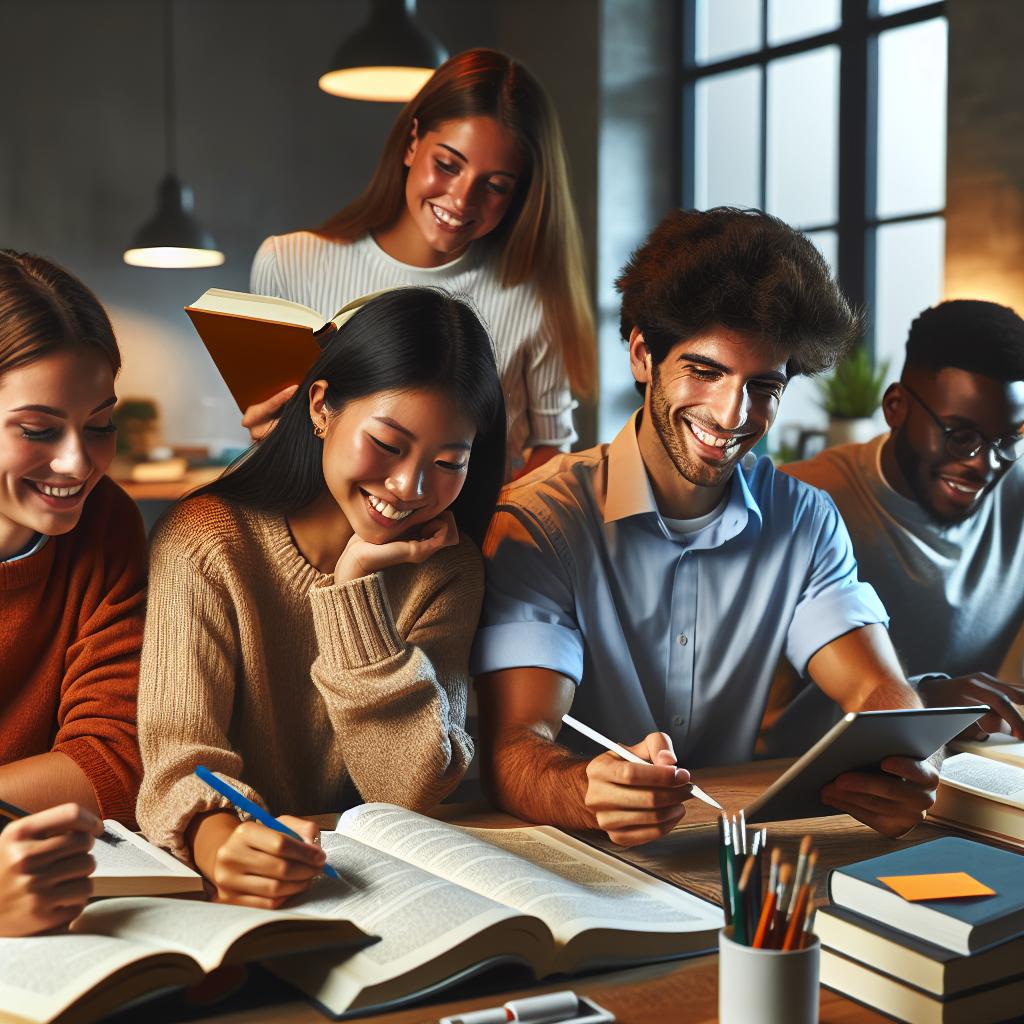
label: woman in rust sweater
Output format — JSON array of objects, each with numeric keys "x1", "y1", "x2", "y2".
[{"x1": 0, "y1": 250, "x2": 145, "y2": 842}]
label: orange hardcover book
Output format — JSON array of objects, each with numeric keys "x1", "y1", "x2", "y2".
[{"x1": 185, "y1": 289, "x2": 347, "y2": 413}]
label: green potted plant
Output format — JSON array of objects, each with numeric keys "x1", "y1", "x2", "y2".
[{"x1": 817, "y1": 346, "x2": 889, "y2": 447}]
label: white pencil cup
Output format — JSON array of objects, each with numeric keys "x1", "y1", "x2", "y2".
[{"x1": 718, "y1": 926, "x2": 820, "y2": 1024}]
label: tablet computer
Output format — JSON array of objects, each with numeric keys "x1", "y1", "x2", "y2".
[{"x1": 744, "y1": 705, "x2": 987, "y2": 823}]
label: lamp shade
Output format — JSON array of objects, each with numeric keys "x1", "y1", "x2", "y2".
[
  {"x1": 124, "y1": 174, "x2": 224, "y2": 269},
  {"x1": 319, "y1": 0, "x2": 447, "y2": 102}
]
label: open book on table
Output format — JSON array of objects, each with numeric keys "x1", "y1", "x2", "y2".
[
  {"x1": 185, "y1": 288, "x2": 377, "y2": 413},
  {"x1": 268, "y1": 803, "x2": 724, "y2": 1019},
  {"x1": 0, "y1": 897, "x2": 370, "y2": 1024},
  {"x1": 930, "y1": 751, "x2": 1024, "y2": 847},
  {"x1": 93, "y1": 820, "x2": 202, "y2": 897}
]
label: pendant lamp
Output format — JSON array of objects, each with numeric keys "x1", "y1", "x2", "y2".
[
  {"x1": 319, "y1": 0, "x2": 447, "y2": 103},
  {"x1": 124, "y1": 0, "x2": 224, "y2": 269}
]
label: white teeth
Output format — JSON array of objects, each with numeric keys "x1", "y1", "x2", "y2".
[
  {"x1": 944, "y1": 479, "x2": 980, "y2": 494},
  {"x1": 688, "y1": 421, "x2": 735, "y2": 449},
  {"x1": 366, "y1": 493, "x2": 413, "y2": 521},
  {"x1": 36, "y1": 482, "x2": 84, "y2": 498},
  {"x1": 431, "y1": 204, "x2": 466, "y2": 227}
]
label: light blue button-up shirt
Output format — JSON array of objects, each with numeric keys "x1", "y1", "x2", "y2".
[{"x1": 471, "y1": 413, "x2": 888, "y2": 765}]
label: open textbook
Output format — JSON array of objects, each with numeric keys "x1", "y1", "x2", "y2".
[
  {"x1": 951, "y1": 732, "x2": 1024, "y2": 770},
  {"x1": 93, "y1": 821, "x2": 202, "y2": 897},
  {"x1": 930, "y1": 752, "x2": 1024, "y2": 847},
  {"x1": 268, "y1": 803, "x2": 724, "y2": 1018},
  {"x1": 0, "y1": 897, "x2": 370, "y2": 1024}
]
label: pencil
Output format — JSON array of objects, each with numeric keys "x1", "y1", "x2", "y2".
[
  {"x1": 782, "y1": 882, "x2": 811, "y2": 950},
  {"x1": 718, "y1": 813, "x2": 733, "y2": 926},
  {"x1": 799, "y1": 898, "x2": 816, "y2": 950},
  {"x1": 194, "y1": 766, "x2": 339, "y2": 879},
  {"x1": 751, "y1": 887, "x2": 777, "y2": 948},
  {"x1": 766, "y1": 846, "x2": 780, "y2": 898},
  {"x1": 736, "y1": 855, "x2": 756, "y2": 945},
  {"x1": 0, "y1": 796, "x2": 30, "y2": 823},
  {"x1": 788, "y1": 835, "x2": 812, "y2": 915},
  {"x1": 771, "y1": 863, "x2": 792, "y2": 949},
  {"x1": 558, "y1": 714, "x2": 723, "y2": 810}
]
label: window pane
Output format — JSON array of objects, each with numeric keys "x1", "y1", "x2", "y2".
[
  {"x1": 873, "y1": 218, "x2": 945, "y2": 375},
  {"x1": 694, "y1": 69, "x2": 762, "y2": 209},
  {"x1": 876, "y1": 19, "x2": 947, "y2": 218},
  {"x1": 875, "y1": 0, "x2": 934, "y2": 14},
  {"x1": 768, "y1": 0, "x2": 840, "y2": 46},
  {"x1": 804, "y1": 228, "x2": 838, "y2": 276},
  {"x1": 766, "y1": 46, "x2": 839, "y2": 228},
  {"x1": 695, "y1": 0, "x2": 762, "y2": 65}
]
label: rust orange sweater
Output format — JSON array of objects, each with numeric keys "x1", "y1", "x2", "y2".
[{"x1": 0, "y1": 476, "x2": 146, "y2": 824}]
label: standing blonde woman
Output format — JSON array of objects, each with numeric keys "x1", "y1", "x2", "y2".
[{"x1": 245, "y1": 48, "x2": 595, "y2": 477}]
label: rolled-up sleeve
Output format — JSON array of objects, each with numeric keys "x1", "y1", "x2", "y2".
[
  {"x1": 785, "y1": 493, "x2": 889, "y2": 675},
  {"x1": 470, "y1": 505, "x2": 584, "y2": 682}
]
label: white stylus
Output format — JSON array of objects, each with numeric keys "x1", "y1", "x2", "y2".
[{"x1": 561, "y1": 713, "x2": 723, "y2": 810}]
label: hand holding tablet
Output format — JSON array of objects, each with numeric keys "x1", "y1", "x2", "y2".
[{"x1": 744, "y1": 706, "x2": 988, "y2": 827}]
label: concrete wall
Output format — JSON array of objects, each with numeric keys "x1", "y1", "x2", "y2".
[
  {"x1": 0, "y1": 0, "x2": 600, "y2": 450},
  {"x1": 945, "y1": 0, "x2": 1024, "y2": 314}
]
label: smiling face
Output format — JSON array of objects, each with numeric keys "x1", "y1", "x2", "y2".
[
  {"x1": 396, "y1": 115, "x2": 524, "y2": 266},
  {"x1": 0, "y1": 348, "x2": 117, "y2": 557},
  {"x1": 881, "y1": 368, "x2": 1024, "y2": 524},
  {"x1": 631, "y1": 325, "x2": 788, "y2": 515},
  {"x1": 310, "y1": 385, "x2": 476, "y2": 545}
]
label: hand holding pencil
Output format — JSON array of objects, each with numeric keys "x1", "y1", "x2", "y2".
[
  {"x1": 0, "y1": 802, "x2": 102, "y2": 936},
  {"x1": 576, "y1": 728, "x2": 695, "y2": 848}
]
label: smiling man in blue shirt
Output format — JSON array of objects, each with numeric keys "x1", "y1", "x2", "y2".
[{"x1": 472, "y1": 207, "x2": 941, "y2": 847}]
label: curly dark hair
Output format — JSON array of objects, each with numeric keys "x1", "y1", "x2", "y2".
[{"x1": 616, "y1": 208, "x2": 862, "y2": 383}]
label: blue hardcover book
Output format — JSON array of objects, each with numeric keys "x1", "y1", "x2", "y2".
[{"x1": 827, "y1": 837, "x2": 1024, "y2": 955}]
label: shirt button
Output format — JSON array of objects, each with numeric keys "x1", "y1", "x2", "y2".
[
  {"x1": 677, "y1": 633, "x2": 688, "y2": 646},
  {"x1": 673, "y1": 715, "x2": 684, "y2": 726}
]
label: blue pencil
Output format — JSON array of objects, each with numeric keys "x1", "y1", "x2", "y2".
[{"x1": 194, "y1": 766, "x2": 339, "y2": 879}]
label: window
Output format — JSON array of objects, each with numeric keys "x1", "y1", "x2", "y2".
[{"x1": 681, "y1": 0, "x2": 947, "y2": 443}]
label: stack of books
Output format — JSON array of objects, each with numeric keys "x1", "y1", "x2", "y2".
[{"x1": 817, "y1": 838, "x2": 1024, "y2": 1023}]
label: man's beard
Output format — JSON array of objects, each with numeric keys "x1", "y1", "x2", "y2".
[
  {"x1": 892, "y1": 424, "x2": 986, "y2": 525},
  {"x1": 649, "y1": 382, "x2": 731, "y2": 489}
]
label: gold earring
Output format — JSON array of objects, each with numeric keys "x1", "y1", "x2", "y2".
[{"x1": 313, "y1": 424, "x2": 326, "y2": 439}]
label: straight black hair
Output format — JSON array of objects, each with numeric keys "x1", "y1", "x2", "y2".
[{"x1": 197, "y1": 287, "x2": 506, "y2": 547}]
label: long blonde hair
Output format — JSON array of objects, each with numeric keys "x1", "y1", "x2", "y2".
[{"x1": 318, "y1": 48, "x2": 596, "y2": 398}]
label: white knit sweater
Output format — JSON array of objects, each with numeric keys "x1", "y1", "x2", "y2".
[{"x1": 250, "y1": 231, "x2": 577, "y2": 472}]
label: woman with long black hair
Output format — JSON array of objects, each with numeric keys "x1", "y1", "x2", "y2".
[{"x1": 136, "y1": 287, "x2": 505, "y2": 908}]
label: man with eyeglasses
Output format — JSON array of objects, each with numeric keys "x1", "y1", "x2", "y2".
[{"x1": 764, "y1": 300, "x2": 1024, "y2": 752}]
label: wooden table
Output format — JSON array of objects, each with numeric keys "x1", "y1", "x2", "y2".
[{"x1": 181, "y1": 760, "x2": 948, "y2": 1024}]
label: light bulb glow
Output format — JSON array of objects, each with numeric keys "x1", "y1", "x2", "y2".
[
  {"x1": 318, "y1": 66, "x2": 434, "y2": 102},
  {"x1": 123, "y1": 246, "x2": 225, "y2": 269}
]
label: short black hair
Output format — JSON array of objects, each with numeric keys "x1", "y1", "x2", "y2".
[
  {"x1": 904, "y1": 300, "x2": 1024, "y2": 381},
  {"x1": 616, "y1": 207, "x2": 861, "y2": 379}
]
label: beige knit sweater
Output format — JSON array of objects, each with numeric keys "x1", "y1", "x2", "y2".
[{"x1": 136, "y1": 495, "x2": 479, "y2": 859}]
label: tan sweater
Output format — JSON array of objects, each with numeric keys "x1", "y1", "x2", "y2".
[{"x1": 136, "y1": 496, "x2": 479, "y2": 858}]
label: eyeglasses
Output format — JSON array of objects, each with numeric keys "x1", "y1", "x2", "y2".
[{"x1": 901, "y1": 383, "x2": 1024, "y2": 463}]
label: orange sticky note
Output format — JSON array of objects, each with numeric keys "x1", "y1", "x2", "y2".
[{"x1": 879, "y1": 872, "x2": 996, "y2": 901}]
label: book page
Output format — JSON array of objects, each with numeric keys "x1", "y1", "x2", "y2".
[
  {"x1": 72, "y1": 896, "x2": 353, "y2": 974},
  {"x1": 336, "y1": 805, "x2": 722, "y2": 946},
  {"x1": 281, "y1": 832, "x2": 535, "y2": 991},
  {"x1": 95, "y1": 822, "x2": 200, "y2": 880},
  {"x1": 940, "y1": 753, "x2": 1024, "y2": 807},
  {"x1": 188, "y1": 288, "x2": 324, "y2": 330},
  {"x1": 952, "y1": 733, "x2": 1024, "y2": 769},
  {"x1": 0, "y1": 931, "x2": 160, "y2": 1022}
]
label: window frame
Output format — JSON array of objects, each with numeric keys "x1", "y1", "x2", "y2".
[{"x1": 678, "y1": 0, "x2": 946, "y2": 357}]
